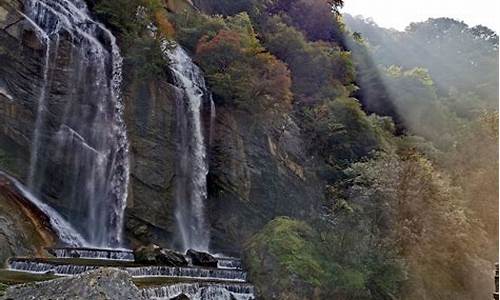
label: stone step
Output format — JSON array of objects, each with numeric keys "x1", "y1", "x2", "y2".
[
  {"x1": 10, "y1": 257, "x2": 139, "y2": 268},
  {"x1": 0, "y1": 269, "x2": 255, "y2": 300},
  {"x1": 127, "y1": 266, "x2": 247, "y2": 282},
  {"x1": 216, "y1": 257, "x2": 243, "y2": 270},
  {"x1": 47, "y1": 247, "x2": 134, "y2": 261},
  {"x1": 141, "y1": 282, "x2": 255, "y2": 300},
  {"x1": 8, "y1": 258, "x2": 247, "y2": 282},
  {"x1": 0, "y1": 269, "x2": 247, "y2": 288}
]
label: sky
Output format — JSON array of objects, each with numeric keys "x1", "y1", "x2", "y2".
[{"x1": 342, "y1": 0, "x2": 500, "y2": 33}]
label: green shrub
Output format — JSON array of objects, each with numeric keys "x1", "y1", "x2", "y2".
[{"x1": 93, "y1": 0, "x2": 168, "y2": 79}]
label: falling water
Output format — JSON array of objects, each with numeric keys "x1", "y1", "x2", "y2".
[
  {"x1": 27, "y1": 34, "x2": 50, "y2": 189},
  {"x1": 0, "y1": 171, "x2": 86, "y2": 246},
  {"x1": 23, "y1": 0, "x2": 129, "y2": 248},
  {"x1": 165, "y1": 45, "x2": 212, "y2": 252}
]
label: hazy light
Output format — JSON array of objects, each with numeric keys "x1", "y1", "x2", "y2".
[{"x1": 342, "y1": 0, "x2": 500, "y2": 32}]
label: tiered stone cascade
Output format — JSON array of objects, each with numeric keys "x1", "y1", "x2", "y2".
[{"x1": 1, "y1": 247, "x2": 255, "y2": 300}]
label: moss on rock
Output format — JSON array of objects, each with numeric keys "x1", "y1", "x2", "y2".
[{"x1": 244, "y1": 217, "x2": 328, "y2": 299}]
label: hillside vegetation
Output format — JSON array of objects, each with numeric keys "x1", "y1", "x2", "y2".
[{"x1": 0, "y1": 0, "x2": 496, "y2": 299}]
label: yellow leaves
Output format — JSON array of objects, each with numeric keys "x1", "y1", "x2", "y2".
[{"x1": 154, "y1": 9, "x2": 175, "y2": 38}]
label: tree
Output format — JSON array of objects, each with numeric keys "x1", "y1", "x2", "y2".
[
  {"x1": 194, "y1": 15, "x2": 292, "y2": 119},
  {"x1": 263, "y1": 0, "x2": 345, "y2": 42},
  {"x1": 262, "y1": 17, "x2": 354, "y2": 104},
  {"x1": 303, "y1": 97, "x2": 381, "y2": 165},
  {"x1": 338, "y1": 150, "x2": 491, "y2": 299}
]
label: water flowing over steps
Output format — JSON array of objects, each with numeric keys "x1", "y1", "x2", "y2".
[
  {"x1": 47, "y1": 247, "x2": 135, "y2": 261},
  {"x1": 2, "y1": 247, "x2": 255, "y2": 299}
]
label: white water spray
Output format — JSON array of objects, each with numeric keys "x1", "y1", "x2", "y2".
[
  {"x1": 0, "y1": 171, "x2": 86, "y2": 246},
  {"x1": 23, "y1": 0, "x2": 129, "y2": 247},
  {"x1": 165, "y1": 45, "x2": 212, "y2": 252}
]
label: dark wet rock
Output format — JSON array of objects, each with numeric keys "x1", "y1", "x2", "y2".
[
  {"x1": 122, "y1": 80, "x2": 179, "y2": 247},
  {"x1": 171, "y1": 294, "x2": 190, "y2": 300},
  {"x1": 207, "y1": 108, "x2": 324, "y2": 254},
  {"x1": 186, "y1": 249, "x2": 218, "y2": 268},
  {"x1": 2, "y1": 268, "x2": 146, "y2": 300},
  {"x1": 134, "y1": 244, "x2": 187, "y2": 267},
  {"x1": 0, "y1": 173, "x2": 55, "y2": 263}
]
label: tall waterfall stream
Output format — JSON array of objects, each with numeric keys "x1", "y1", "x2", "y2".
[
  {"x1": 166, "y1": 45, "x2": 213, "y2": 253},
  {"x1": 23, "y1": 0, "x2": 129, "y2": 248}
]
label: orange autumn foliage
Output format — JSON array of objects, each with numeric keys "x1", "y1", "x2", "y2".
[{"x1": 155, "y1": 10, "x2": 175, "y2": 38}]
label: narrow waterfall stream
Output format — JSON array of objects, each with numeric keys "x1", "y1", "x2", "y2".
[
  {"x1": 22, "y1": 0, "x2": 129, "y2": 248},
  {"x1": 166, "y1": 45, "x2": 213, "y2": 252}
]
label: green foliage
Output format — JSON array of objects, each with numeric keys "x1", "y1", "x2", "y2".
[
  {"x1": 442, "y1": 111, "x2": 499, "y2": 246},
  {"x1": 381, "y1": 66, "x2": 463, "y2": 149},
  {"x1": 262, "y1": 17, "x2": 355, "y2": 103},
  {"x1": 343, "y1": 16, "x2": 498, "y2": 299},
  {"x1": 244, "y1": 217, "x2": 335, "y2": 298},
  {"x1": 261, "y1": 0, "x2": 345, "y2": 42},
  {"x1": 170, "y1": 11, "x2": 226, "y2": 52},
  {"x1": 302, "y1": 97, "x2": 383, "y2": 165},
  {"x1": 255, "y1": 218, "x2": 326, "y2": 285},
  {"x1": 93, "y1": 0, "x2": 168, "y2": 79},
  {"x1": 330, "y1": 150, "x2": 492, "y2": 299},
  {"x1": 245, "y1": 216, "x2": 403, "y2": 299},
  {"x1": 0, "y1": 283, "x2": 7, "y2": 297},
  {"x1": 125, "y1": 36, "x2": 166, "y2": 79},
  {"x1": 344, "y1": 15, "x2": 499, "y2": 104},
  {"x1": 188, "y1": 13, "x2": 292, "y2": 119},
  {"x1": 191, "y1": 0, "x2": 257, "y2": 16}
]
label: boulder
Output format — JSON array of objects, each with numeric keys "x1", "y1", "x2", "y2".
[
  {"x1": 2, "y1": 268, "x2": 147, "y2": 300},
  {"x1": 157, "y1": 248, "x2": 188, "y2": 267},
  {"x1": 134, "y1": 244, "x2": 188, "y2": 267},
  {"x1": 171, "y1": 294, "x2": 190, "y2": 300},
  {"x1": 186, "y1": 249, "x2": 218, "y2": 268}
]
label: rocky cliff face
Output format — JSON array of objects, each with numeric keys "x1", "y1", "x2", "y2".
[
  {"x1": 207, "y1": 108, "x2": 324, "y2": 254},
  {"x1": 123, "y1": 77, "x2": 178, "y2": 247},
  {"x1": 0, "y1": 0, "x2": 323, "y2": 256},
  {"x1": 0, "y1": 173, "x2": 55, "y2": 265},
  {"x1": 0, "y1": 0, "x2": 57, "y2": 261},
  {"x1": 0, "y1": 0, "x2": 42, "y2": 180}
]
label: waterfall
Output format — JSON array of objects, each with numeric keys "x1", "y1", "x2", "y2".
[
  {"x1": 22, "y1": 0, "x2": 129, "y2": 248},
  {"x1": 165, "y1": 45, "x2": 212, "y2": 252},
  {"x1": 0, "y1": 171, "x2": 86, "y2": 246},
  {"x1": 27, "y1": 33, "x2": 50, "y2": 189}
]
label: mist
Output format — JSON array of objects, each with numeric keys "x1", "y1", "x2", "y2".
[{"x1": 344, "y1": 14, "x2": 499, "y2": 299}]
